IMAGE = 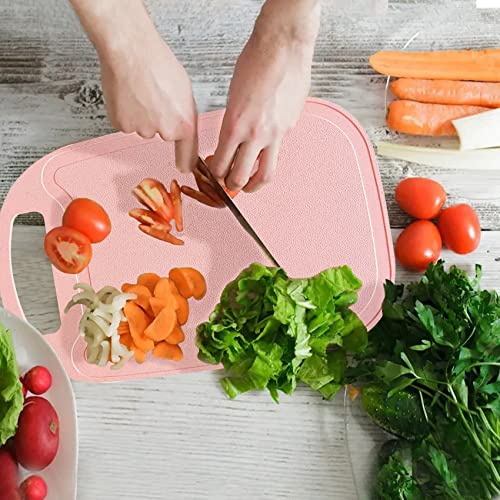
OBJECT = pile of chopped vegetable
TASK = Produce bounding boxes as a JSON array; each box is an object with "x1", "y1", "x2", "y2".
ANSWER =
[
  {"x1": 65, "y1": 284, "x2": 135, "y2": 369},
  {"x1": 0, "y1": 322, "x2": 23, "y2": 445},
  {"x1": 196, "y1": 263, "x2": 367, "y2": 402},
  {"x1": 348, "y1": 261, "x2": 500, "y2": 499}
]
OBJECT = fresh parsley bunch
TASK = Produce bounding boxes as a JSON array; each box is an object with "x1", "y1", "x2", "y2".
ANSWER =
[{"x1": 351, "y1": 261, "x2": 500, "y2": 499}]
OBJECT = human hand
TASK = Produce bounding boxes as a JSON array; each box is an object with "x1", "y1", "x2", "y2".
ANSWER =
[
  {"x1": 71, "y1": 0, "x2": 198, "y2": 173},
  {"x1": 211, "y1": 0, "x2": 320, "y2": 192}
]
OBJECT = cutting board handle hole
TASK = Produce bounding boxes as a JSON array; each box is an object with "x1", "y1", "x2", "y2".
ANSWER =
[{"x1": 11, "y1": 214, "x2": 61, "y2": 335}]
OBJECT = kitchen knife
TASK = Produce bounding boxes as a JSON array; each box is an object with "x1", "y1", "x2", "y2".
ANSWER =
[{"x1": 197, "y1": 156, "x2": 280, "y2": 267}]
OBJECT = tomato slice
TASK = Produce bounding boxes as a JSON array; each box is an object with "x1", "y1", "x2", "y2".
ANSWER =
[
  {"x1": 132, "y1": 179, "x2": 174, "y2": 222},
  {"x1": 44, "y1": 226, "x2": 92, "y2": 274}
]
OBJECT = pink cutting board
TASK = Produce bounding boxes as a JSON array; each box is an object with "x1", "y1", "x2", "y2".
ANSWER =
[{"x1": 0, "y1": 98, "x2": 394, "y2": 382}]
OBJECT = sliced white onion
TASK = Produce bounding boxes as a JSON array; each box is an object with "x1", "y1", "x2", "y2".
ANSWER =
[
  {"x1": 110, "y1": 351, "x2": 134, "y2": 370},
  {"x1": 97, "y1": 341, "x2": 111, "y2": 367}
]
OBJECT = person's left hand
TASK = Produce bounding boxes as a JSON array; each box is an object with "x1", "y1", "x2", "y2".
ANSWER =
[{"x1": 210, "y1": 1, "x2": 320, "y2": 193}]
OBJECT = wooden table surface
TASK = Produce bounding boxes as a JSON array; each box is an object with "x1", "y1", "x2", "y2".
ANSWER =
[{"x1": 1, "y1": 1, "x2": 499, "y2": 499}]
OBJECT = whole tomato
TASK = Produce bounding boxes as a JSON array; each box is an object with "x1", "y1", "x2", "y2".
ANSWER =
[
  {"x1": 62, "y1": 198, "x2": 111, "y2": 243},
  {"x1": 395, "y1": 220, "x2": 442, "y2": 272},
  {"x1": 395, "y1": 177, "x2": 446, "y2": 219},
  {"x1": 438, "y1": 204, "x2": 481, "y2": 255}
]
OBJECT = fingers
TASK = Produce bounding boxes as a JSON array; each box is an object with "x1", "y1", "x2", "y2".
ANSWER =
[
  {"x1": 211, "y1": 123, "x2": 240, "y2": 180},
  {"x1": 175, "y1": 132, "x2": 198, "y2": 173},
  {"x1": 225, "y1": 142, "x2": 262, "y2": 192},
  {"x1": 244, "y1": 141, "x2": 280, "y2": 193}
]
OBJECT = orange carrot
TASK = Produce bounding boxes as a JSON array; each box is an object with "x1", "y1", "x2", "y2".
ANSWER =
[
  {"x1": 121, "y1": 283, "x2": 134, "y2": 293},
  {"x1": 149, "y1": 296, "x2": 168, "y2": 317},
  {"x1": 391, "y1": 79, "x2": 500, "y2": 108},
  {"x1": 144, "y1": 305, "x2": 177, "y2": 342},
  {"x1": 131, "y1": 344, "x2": 147, "y2": 364},
  {"x1": 152, "y1": 342, "x2": 183, "y2": 361},
  {"x1": 123, "y1": 302, "x2": 154, "y2": 352},
  {"x1": 117, "y1": 321, "x2": 130, "y2": 336},
  {"x1": 137, "y1": 273, "x2": 161, "y2": 295},
  {"x1": 176, "y1": 267, "x2": 206, "y2": 300},
  {"x1": 119, "y1": 332, "x2": 133, "y2": 349},
  {"x1": 170, "y1": 180, "x2": 184, "y2": 232},
  {"x1": 370, "y1": 49, "x2": 500, "y2": 82},
  {"x1": 122, "y1": 284, "x2": 153, "y2": 315},
  {"x1": 174, "y1": 295, "x2": 189, "y2": 325},
  {"x1": 166, "y1": 325, "x2": 185, "y2": 345},
  {"x1": 387, "y1": 100, "x2": 490, "y2": 136},
  {"x1": 168, "y1": 268, "x2": 194, "y2": 299},
  {"x1": 153, "y1": 278, "x2": 179, "y2": 300}
]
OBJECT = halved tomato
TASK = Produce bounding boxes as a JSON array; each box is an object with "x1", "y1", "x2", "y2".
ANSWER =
[{"x1": 44, "y1": 226, "x2": 92, "y2": 274}]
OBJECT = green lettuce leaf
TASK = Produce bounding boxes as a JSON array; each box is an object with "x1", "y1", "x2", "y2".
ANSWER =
[
  {"x1": 196, "y1": 263, "x2": 366, "y2": 401},
  {"x1": 0, "y1": 322, "x2": 23, "y2": 445}
]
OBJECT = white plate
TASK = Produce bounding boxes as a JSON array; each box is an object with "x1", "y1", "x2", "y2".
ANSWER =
[{"x1": 0, "y1": 307, "x2": 78, "y2": 500}]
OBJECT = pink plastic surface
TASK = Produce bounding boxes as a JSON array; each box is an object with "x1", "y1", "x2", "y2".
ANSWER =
[{"x1": 0, "y1": 98, "x2": 394, "y2": 382}]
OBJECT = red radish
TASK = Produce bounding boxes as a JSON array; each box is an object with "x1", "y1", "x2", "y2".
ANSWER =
[
  {"x1": 20, "y1": 378, "x2": 27, "y2": 398},
  {"x1": 22, "y1": 367, "x2": 52, "y2": 395},
  {"x1": 0, "y1": 446, "x2": 18, "y2": 490},
  {"x1": 14, "y1": 397, "x2": 59, "y2": 471},
  {"x1": 0, "y1": 488, "x2": 22, "y2": 500},
  {"x1": 20, "y1": 476, "x2": 47, "y2": 500}
]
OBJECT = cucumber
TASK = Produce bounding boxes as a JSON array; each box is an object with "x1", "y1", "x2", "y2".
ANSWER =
[{"x1": 361, "y1": 383, "x2": 430, "y2": 441}]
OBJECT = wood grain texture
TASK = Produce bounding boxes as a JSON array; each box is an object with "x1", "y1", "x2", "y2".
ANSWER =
[
  {"x1": 2, "y1": 226, "x2": 499, "y2": 499},
  {"x1": 0, "y1": 0, "x2": 499, "y2": 227}
]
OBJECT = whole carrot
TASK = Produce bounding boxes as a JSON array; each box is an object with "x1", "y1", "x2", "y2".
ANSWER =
[
  {"x1": 387, "y1": 100, "x2": 490, "y2": 136},
  {"x1": 391, "y1": 79, "x2": 500, "y2": 108},
  {"x1": 370, "y1": 49, "x2": 500, "y2": 82}
]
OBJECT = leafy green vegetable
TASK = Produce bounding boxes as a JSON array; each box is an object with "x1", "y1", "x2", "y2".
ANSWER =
[
  {"x1": 0, "y1": 321, "x2": 23, "y2": 445},
  {"x1": 196, "y1": 263, "x2": 366, "y2": 401},
  {"x1": 349, "y1": 261, "x2": 500, "y2": 499}
]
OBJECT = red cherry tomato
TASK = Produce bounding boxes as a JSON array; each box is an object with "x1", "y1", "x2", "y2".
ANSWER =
[
  {"x1": 62, "y1": 198, "x2": 111, "y2": 243},
  {"x1": 395, "y1": 220, "x2": 442, "y2": 272},
  {"x1": 44, "y1": 226, "x2": 92, "y2": 274},
  {"x1": 395, "y1": 177, "x2": 446, "y2": 219},
  {"x1": 437, "y1": 204, "x2": 481, "y2": 255}
]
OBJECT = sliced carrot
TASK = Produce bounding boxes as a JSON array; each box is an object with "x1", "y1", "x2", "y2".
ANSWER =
[
  {"x1": 123, "y1": 284, "x2": 153, "y2": 315},
  {"x1": 370, "y1": 49, "x2": 500, "y2": 82},
  {"x1": 123, "y1": 301, "x2": 154, "y2": 352},
  {"x1": 387, "y1": 100, "x2": 489, "y2": 136},
  {"x1": 179, "y1": 267, "x2": 207, "y2": 300},
  {"x1": 149, "y1": 295, "x2": 175, "y2": 317},
  {"x1": 131, "y1": 344, "x2": 147, "y2": 364},
  {"x1": 168, "y1": 268, "x2": 194, "y2": 298},
  {"x1": 119, "y1": 332, "x2": 133, "y2": 349},
  {"x1": 175, "y1": 294, "x2": 189, "y2": 325},
  {"x1": 137, "y1": 273, "x2": 161, "y2": 295},
  {"x1": 152, "y1": 342, "x2": 183, "y2": 361},
  {"x1": 170, "y1": 180, "x2": 183, "y2": 232},
  {"x1": 153, "y1": 278, "x2": 180, "y2": 300},
  {"x1": 166, "y1": 324, "x2": 185, "y2": 345},
  {"x1": 144, "y1": 305, "x2": 177, "y2": 342},
  {"x1": 117, "y1": 321, "x2": 130, "y2": 336},
  {"x1": 121, "y1": 283, "x2": 134, "y2": 293},
  {"x1": 391, "y1": 78, "x2": 500, "y2": 108}
]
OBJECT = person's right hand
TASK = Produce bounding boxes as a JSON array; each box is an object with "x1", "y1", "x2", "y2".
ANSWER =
[{"x1": 98, "y1": 31, "x2": 198, "y2": 173}]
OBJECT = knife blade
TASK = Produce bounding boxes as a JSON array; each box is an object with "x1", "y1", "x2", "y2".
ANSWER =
[{"x1": 197, "y1": 156, "x2": 280, "y2": 268}]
